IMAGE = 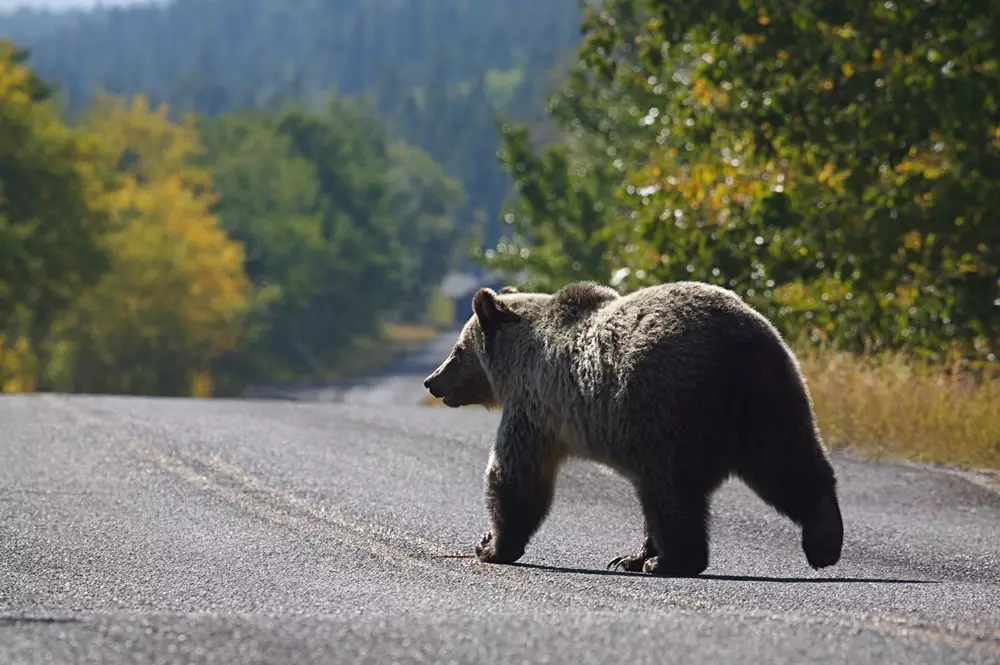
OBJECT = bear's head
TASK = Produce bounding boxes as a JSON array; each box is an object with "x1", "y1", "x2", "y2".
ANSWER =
[
  {"x1": 423, "y1": 285, "x2": 523, "y2": 409},
  {"x1": 424, "y1": 281, "x2": 618, "y2": 408}
]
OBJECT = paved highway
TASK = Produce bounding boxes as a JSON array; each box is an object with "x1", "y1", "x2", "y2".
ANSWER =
[{"x1": 2, "y1": 390, "x2": 999, "y2": 664}]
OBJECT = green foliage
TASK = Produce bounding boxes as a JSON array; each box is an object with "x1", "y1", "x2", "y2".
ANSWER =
[
  {"x1": 2, "y1": 38, "x2": 470, "y2": 396},
  {"x1": 57, "y1": 93, "x2": 252, "y2": 397},
  {"x1": 199, "y1": 95, "x2": 468, "y2": 385},
  {"x1": 482, "y1": 0, "x2": 1000, "y2": 365},
  {"x1": 386, "y1": 141, "x2": 467, "y2": 322},
  {"x1": 478, "y1": 121, "x2": 619, "y2": 292},
  {"x1": 1, "y1": 0, "x2": 583, "y2": 247},
  {"x1": 0, "y1": 40, "x2": 112, "y2": 336}
]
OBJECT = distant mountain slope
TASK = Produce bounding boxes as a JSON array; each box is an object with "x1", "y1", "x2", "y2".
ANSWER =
[
  {"x1": 0, "y1": 0, "x2": 584, "y2": 245},
  {"x1": 0, "y1": 6, "x2": 93, "y2": 40}
]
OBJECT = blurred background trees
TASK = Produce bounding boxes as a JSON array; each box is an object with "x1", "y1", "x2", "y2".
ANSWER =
[{"x1": 1, "y1": 0, "x2": 997, "y2": 399}]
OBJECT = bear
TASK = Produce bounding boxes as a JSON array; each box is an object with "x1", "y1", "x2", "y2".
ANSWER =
[{"x1": 423, "y1": 280, "x2": 844, "y2": 577}]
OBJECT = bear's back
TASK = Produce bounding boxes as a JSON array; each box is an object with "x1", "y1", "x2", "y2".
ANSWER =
[
  {"x1": 533, "y1": 281, "x2": 777, "y2": 456},
  {"x1": 546, "y1": 280, "x2": 760, "y2": 356}
]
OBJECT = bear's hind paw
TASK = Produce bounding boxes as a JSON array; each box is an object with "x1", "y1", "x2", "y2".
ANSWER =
[
  {"x1": 641, "y1": 555, "x2": 707, "y2": 578},
  {"x1": 606, "y1": 553, "x2": 650, "y2": 573}
]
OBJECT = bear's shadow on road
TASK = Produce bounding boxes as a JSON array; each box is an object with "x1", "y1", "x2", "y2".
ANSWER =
[{"x1": 510, "y1": 562, "x2": 938, "y2": 585}]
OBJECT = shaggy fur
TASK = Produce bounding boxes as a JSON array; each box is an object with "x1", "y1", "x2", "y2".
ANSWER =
[{"x1": 423, "y1": 280, "x2": 844, "y2": 576}]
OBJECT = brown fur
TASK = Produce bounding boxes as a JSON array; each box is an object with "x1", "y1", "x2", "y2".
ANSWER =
[{"x1": 424, "y1": 280, "x2": 844, "y2": 576}]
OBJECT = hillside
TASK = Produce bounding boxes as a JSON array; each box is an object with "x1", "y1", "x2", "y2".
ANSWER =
[{"x1": 0, "y1": 0, "x2": 584, "y2": 246}]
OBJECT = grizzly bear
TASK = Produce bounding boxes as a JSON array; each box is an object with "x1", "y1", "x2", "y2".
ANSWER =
[{"x1": 423, "y1": 280, "x2": 843, "y2": 577}]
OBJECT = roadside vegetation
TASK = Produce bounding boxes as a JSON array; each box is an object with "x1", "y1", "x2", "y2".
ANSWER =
[
  {"x1": 468, "y1": 0, "x2": 1000, "y2": 472},
  {"x1": 1, "y1": 0, "x2": 997, "y2": 469},
  {"x1": 797, "y1": 347, "x2": 999, "y2": 471},
  {"x1": 0, "y1": 43, "x2": 466, "y2": 397}
]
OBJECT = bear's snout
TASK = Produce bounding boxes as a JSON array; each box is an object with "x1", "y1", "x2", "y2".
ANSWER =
[{"x1": 423, "y1": 373, "x2": 445, "y2": 398}]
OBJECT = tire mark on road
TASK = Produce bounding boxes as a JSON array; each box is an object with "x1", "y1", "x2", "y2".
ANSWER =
[{"x1": 41, "y1": 396, "x2": 457, "y2": 576}]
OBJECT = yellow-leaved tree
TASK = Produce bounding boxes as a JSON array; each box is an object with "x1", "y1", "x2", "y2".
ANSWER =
[
  {"x1": 58, "y1": 93, "x2": 251, "y2": 397},
  {"x1": 0, "y1": 41, "x2": 115, "y2": 393}
]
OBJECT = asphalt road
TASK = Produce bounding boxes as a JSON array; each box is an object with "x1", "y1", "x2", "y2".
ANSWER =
[{"x1": 2, "y1": 392, "x2": 1000, "y2": 665}]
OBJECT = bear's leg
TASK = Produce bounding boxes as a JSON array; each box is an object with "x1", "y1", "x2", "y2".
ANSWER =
[
  {"x1": 475, "y1": 411, "x2": 561, "y2": 566},
  {"x1": 802, "y1": 485, "x2": 843, "y2": 570},
  {"x1": 739, "y1": 458, "x2": 843, "y2": 570},
  {"x1": 607, "y1": 529, "x2": 657, "y2": 573},
  {"x1": 635, "y1": 480, "x2": 712, "y2": 578},
  {"x1": 736, "y1": 437, "x2": 843, "y2": 570},
  {"x1": 734, "y1": 345, "x2": 845, "y2": 569}
]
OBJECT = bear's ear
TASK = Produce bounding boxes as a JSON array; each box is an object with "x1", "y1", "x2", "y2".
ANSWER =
[
  {"x1": 498, "y1": 285, "x2": 519, "y2": 294},
  {"x1": 472, "y1": 287, "x2": 519, "y2": 331}
]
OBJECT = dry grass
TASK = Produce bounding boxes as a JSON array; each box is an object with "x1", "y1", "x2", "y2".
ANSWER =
[
  {"x1": 797, "y1": 346, "x2": 1000, "y2": 471},
  {"x1": 423, "y1": 290, "x2": 457, "y2": 329},
  {"x1": 419, "y1": 345, "x2": 1000, "y2": 471},
  {"x1": 329, "y1": 323, "x2": 439, "y2": 381},
  {"x1": 383, "y1": 323, "x2": 441, "y2": 344}
]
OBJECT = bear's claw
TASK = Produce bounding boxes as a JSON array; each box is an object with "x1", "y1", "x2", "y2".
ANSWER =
[{"x1": 606, "y1": 553, "x2": 649, "y2": 573}]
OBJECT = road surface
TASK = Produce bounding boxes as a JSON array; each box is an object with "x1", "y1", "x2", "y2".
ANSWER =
[{"x1": 1, "y1": 393, "x2": 999, "y2": 664}]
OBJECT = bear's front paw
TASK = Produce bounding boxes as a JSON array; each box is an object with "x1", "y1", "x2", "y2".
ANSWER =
[
  {"x1": 606, "y1": 553, "x2": 649, "y2": 573},
  {"x1": 474, "y1": 531, "x2": 523, "y2": 565},
  {"x1": 475, "y1": 531, "x2": 495, "y2": 562}
]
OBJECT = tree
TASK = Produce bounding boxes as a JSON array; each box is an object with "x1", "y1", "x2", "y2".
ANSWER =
[
  {"x1": 198, "y1": 109, "x2": 353, "y2": 382},
  {"x1": 199, "y1": 97, "x2": 427, "y2": 384},
  {"x1": 59, "y1": 93, "x2": 251, "y2": 396},
  {"x1": 478, "y1": 120, "x2": 619, "y2": 292},
  {"x1": 482, "y1": 0, "x2": 1000, "y2": 365},
  {"x1": 3, "y1": 0, "x2": 584, "y2": 250},
  {"x1": 385, "y1": 141, "x2": 467, "y2": 321},
  {"x1": 0, "y1": 40, "x2": 112, "y2": 338}
]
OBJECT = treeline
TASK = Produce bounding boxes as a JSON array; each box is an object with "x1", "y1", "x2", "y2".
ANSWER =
[
  {"x1": 484, "y1": 0, "x2": 1000, "y2": 367},
  {"x1": 0, "y1": 0, "x2": 584, "y2": 247},
  {"x1": 0, "y1": 40, "x2": 466, "y2": 396}
]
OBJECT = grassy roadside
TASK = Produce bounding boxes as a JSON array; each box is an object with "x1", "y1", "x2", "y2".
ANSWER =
[
  {"x1": 797, "y1": 347, "x2": 999, "y2": 471},
  {"x1": 329, "y1": 323, "x2": 440, "y2": 381},
  {"x1": 320, "y1": 290, "x2": 455, "y2": 382},
  {"x1": 421, "y1": 345, "x2": 1000, "y2": 472}
]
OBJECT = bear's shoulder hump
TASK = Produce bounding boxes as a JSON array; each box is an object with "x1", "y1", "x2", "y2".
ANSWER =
[{"x1": 552, "y1": 281, "x2": 620, "y2": 312}]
